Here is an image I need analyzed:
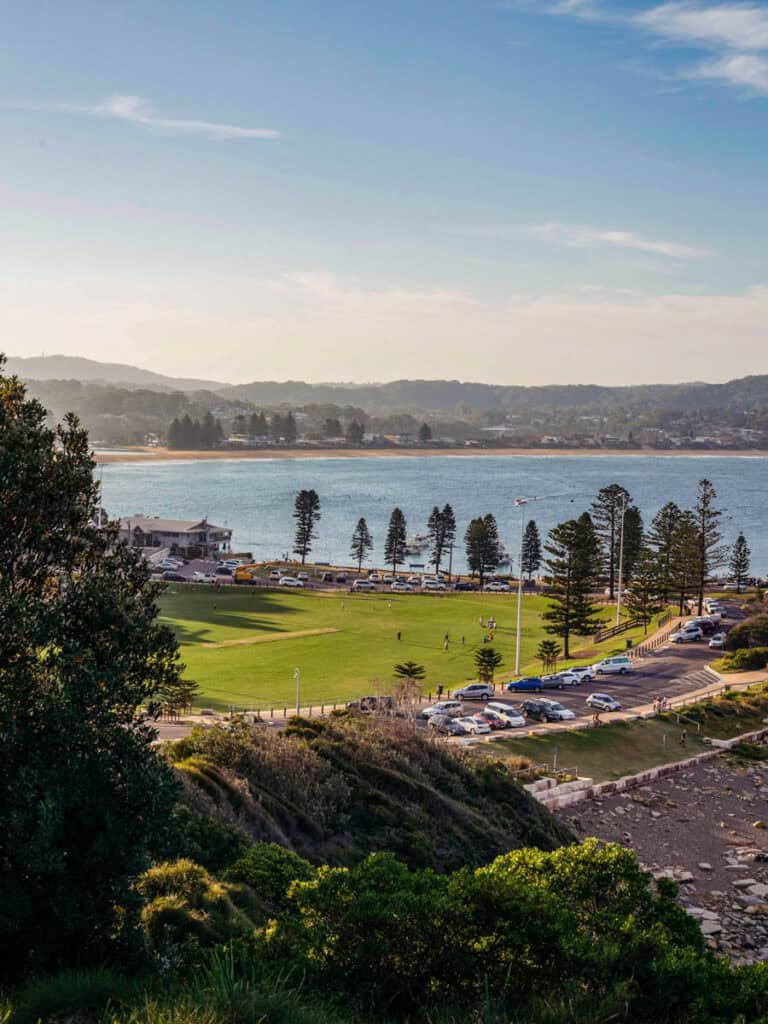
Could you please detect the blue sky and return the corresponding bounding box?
[2,0,767,384]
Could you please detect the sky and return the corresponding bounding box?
[2,0,767,385]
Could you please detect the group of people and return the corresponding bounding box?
[652,695,670,714]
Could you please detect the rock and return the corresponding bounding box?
[734,879,759,889]
[749,884,768,899]
[699,862,713,871]
[651,811,662,818]
[701,910,720,921]
[701,919,722,935]
[753,821,767,829]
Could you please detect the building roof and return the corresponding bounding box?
[118,515,230,535]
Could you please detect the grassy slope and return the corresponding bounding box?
[160,586,658,709]
[484,686,768,782]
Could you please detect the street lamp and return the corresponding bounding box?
[513,496,540,676]
[294,667,301,716]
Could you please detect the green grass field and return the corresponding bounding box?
[159,585,660,710]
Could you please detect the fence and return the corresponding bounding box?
[628,619,682,660]
[594,617,642,643]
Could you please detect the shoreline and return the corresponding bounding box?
[95,446,768,464]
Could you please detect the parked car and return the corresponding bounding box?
[367,572,381,583]
[320,571,334,582]
[522,699,574,722]
[506,676,543,692]
[421,700,463,719]
[428,714,468,736]
[453,682,495,701]
[158,558,183,570]
[192,571,217,583]
[457,716,491,735]
[407,575,421,585]
[586,693,622,712]
[485,701,526,727]
[555,670,586,687]
[566,666,595,683]
[269,569,282,580]
[592,655,632,675]
[541,673,567,690]
[335,573,348,583]
[473,710,509,731]
[454,581,477,592]
[390,581,413,592]
[279,576,304,588]
[215,566,233,576]
[709,632,727,649]
[422,579,447,591]
[161,570,186,582]
[670,626,703,643]
[297,571,309,582]
[486,581,511,592]
[352,579,377,592]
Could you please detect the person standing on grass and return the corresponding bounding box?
[461,635,465,646]
[680,728,687,748]
[443,638,449,652]
[397,630,401,641]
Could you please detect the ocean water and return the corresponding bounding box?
[99,454,768,574]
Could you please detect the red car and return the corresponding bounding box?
[473,711,509,731]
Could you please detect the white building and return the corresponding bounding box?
[116,516,232,558]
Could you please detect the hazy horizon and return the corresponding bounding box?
[2,1,767,385]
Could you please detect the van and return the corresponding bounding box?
[591,655,632,676]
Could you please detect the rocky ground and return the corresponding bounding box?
[558,750,768,963]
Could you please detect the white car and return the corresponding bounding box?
[269,569,282,580]
[586,693,622,712]
[367,573,381,583]
[192,571,217,583]
[670,626,703,643]
[390,581,413,592]
[352,580,377,592]
[592,656,632,675]
[297,571,309,582]
[554,671,585,687]
[485,701,526,727]
[709,632,727,649]
[486,581,511,592]
[422,580,447,591]
[457,716,491,735]
[279,576,304,588]
[407,575,421,585]
[158,558,183,570]
[421,700,463,719]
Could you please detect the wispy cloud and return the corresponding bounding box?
[16,94,280,139]
[525,221,715,258]
[512,2,768,96]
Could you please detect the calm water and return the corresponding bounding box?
[100,454,768,574]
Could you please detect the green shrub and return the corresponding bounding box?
[162,806,250,874]
[136,860,257,957]
[10,968,135,1024]
[723,647,768,671]
[224,844,314,913]
[726,614,768,651]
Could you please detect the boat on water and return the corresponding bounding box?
[497,544,512,567]
[405,532,429,555]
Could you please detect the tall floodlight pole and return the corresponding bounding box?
[294,667,301,716]
[514,501,527,675]
[615,495,627,627]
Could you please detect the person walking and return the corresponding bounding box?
[397,630,401,642]
[680,728,687,748]
[479,615,484,628]
[443,638,449,652]
[461,635,465,646]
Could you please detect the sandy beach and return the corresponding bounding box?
[95,446,768,464]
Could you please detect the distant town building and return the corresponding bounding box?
[116,516,232,558]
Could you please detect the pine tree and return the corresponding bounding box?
[384,508,407,573]
[624,545,663,633]
[271,413,284,440]
[729,532,751,593]
[0,358,180,975]
[693,479,726,614]
[669,510,700,616]
[647,502,682,602]
[201,410,218,447]
[521,519,542,580]
[350,517,374,572]
[292,489,321,564]
[427,503,456,575]
[284,412,298,443]
[324,417,342,438]
[167,417,182,449]
[418,422,432,443]
[542,514,601,658]
[179,414,195,448]
[591,484,631,599]
[346,420,365,444]
[621,506,644,583]
[537,639,562,672]
[464,514,500,590]
[474,646,503,684]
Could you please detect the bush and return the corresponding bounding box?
[224,843,314,913]
[10,968,136,1024]
[162,806,250,874]
[136,860,257,958]
[723,647,768,671]
[726,614,768,651]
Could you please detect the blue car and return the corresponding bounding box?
[506,676,543,692]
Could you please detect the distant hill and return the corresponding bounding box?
[4,355,225,393]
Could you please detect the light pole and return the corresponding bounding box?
[615,495,627,627]
[513,496,542,676]
[294,667,301,716]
